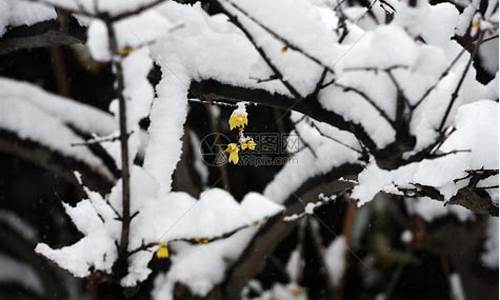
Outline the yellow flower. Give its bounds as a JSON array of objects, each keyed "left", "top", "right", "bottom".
[
  {"left": 290, "top": 285, "right": 305, "bottom": 296},
  {"left": 471, "top": 21, "right": 480, "bottom": 30},
  {"left": 194, "top": 238, "right": 209, "bottom": 245},
  {"left": 228, "top": 112, "right": 248, "bottom": 130},
  {"left": 226, "top": 143, "right": 240, "bottom": 164},
  {"left": 119, "top": 45, "right": 135, "bottom": 57},
  {"left": 156, "top": 244, "right": 169, "bottom": 259},
  {"left": 241, "top": 138, "right": 257, "bottom": 151}
]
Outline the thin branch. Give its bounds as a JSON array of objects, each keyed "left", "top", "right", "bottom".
[
  {"left": 411, "top": 49, "right": 467, "bottom": 109},
  {"left": 479, "top": 185, "right": 499, "bottom": 190},
  {"left": 398, "top": 127, "right": 456, "bottom": 165},
  {"left": 128, "top": 214, "right": 278, "bottom": 256},
  {"left": 106, "top": 19, "right": 132, "bottom": 277},
  {"left": 311, "top": 68, "right": 329, "bottom": 97},
  {"left": 307, "top": 121, "right": 364, "bottom": 155},
  {"left": 333, "top": 82, "right": 396, "bottom": 128},
  {"left": 438, "top": 31, "right": 484, "bottom": 132},
  {"left": 284, "top": 192, "right": 343, "bottom": 222},
  {"left": 293, "top": 127, "right": 318, "bottom": 158},
  {"left": 70, "top": 131, "right": 134, "bottom": 147},
  {"left": 188, "top": 98, "right": 238, "bottom": 107},
  {"left": 342, "top": 64, "right": 408, "bottom": 73},
  {"left": 481, "top": 33, "right": 499, "bottom": 44},
  {"left": 188, "top": 79, "right": 379, "bottom": 153},
  {"left": 213, "top": 0, "right": 302, "bottom": 99},
  {"left": 249, "top": 74, "right": 279, "bottom": 83},
  {"left": 219, "top": 0, "right": 336, "bottom": 75},
  {"left": 386, "top": 69, "right": 411, "bottom": 130},
  {"left": 428, "top": 149, "right": 470, "bottom": 159}
]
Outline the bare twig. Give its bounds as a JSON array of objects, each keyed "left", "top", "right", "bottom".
[
  {"left": 213, "top": 0, "right": 302, "bottom": 99},
  {"left": 333, "top": 82, "right": 396, "bottom": 128},
  {"left": 438, "top": 31, "right": 484, "bottom": 132},
  {"left": 293, "top": 127, "right": 318, "bottom": 158},
  {"left": 70, "top": 131, "right": 134, "bottom": 147},
  {"left": 128, "top": 214, "right": 277, "bottom": 256},
  {"left": 219, "top": 0, "right": 337, "bottom": 75},
  {"left": 307, "top": 121, "right": 364, "bottom": 155},
  {"left": 105, "top": 19, "right": 132, "bottom": 278}
]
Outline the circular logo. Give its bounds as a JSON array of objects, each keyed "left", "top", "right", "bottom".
[{"left": 199, "top": 132, "right": 231, "bottom": 167}]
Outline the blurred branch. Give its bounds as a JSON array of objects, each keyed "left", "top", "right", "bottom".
[
  {"left": 0, "top": 20, "right": 84, "bottom": 55},
  {"left": 0, "top": 129, "right": 114, "bottom": 191},
  {"left": 202, "top": 163, "right": 362, "bottom": 300}
]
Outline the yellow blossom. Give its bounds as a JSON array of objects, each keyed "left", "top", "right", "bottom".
[
  {"left": 241, "top": 138, "right": 257, "bottom": 151},
  {"left": 119, "top": 45, "right": 135, "bottom": 57},
  {"left": 194, "top": 238, "right": 209, "bottom": 245},
  {"left": 471, "top": 21, "right": 481, "bottom": 30},
  {"left": 290, "top": 285, "right": 305, "bottom": 296},
  {"left": 156, "top": 244, "right": 169, "bottom": 259},
  {"left": 226, "top": 143, "right": 240, "bottom": 164},
  {"left": 228, "top": 112, "right": 248, "bottom": 130}
]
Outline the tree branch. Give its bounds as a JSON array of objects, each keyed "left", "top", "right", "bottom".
[{"left": 105, "top": 20, "right": 132, "bottom": 279}]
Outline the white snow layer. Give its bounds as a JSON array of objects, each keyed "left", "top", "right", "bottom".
[
  {"left": 22, "top": 0, "right": 498, "bottom": 296},
  {"left": 352, "top": 100, "right": 498, "bottom": 207},
  {"left": 0, "top": 77, "right": 115, "bottom": 180},
  {"left": 0, "top": 0, "right": 56, "bottom": 36},
  {"left": 36, "top": 166, "right": 283, "bottom": 286}
]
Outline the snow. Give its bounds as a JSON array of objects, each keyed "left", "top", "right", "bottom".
[
  {"left": 17, "top": 0, "right": 497, "bottom": 294},
  {"left": 325, "top": 236, "right": 347, "bottom": 286},
  {"left": 152, "top": 229, "right": 257, "bottom": 299},
  {"left": 264, "top": 112, "right": 360, "bottom": 203},
  {"left": 33, "top": 0, "right": 170, "bottom": 16},
  {"left": 251, "top": 283, "right": 307, "bottom": 300},
  {"left": 86, "top": 10, "right": 173, "bottom": 62},
  {"left": 352, "top": 100, "right": 498, "bottom": 207},
  {"left": 0, "top": 78, "right": 115, "bottom": 180},
  {"left": 0, "top": 0, "right": 56, "bottom": 37},
  {"left": 0, "top": 77, "right": 116, "bottom": 136},
  {"left": 406, "top": 197, "right": 474, "bottom": 222},
  {"left": 220, "top": 0, "right": 342, "bottom": 96},
  {"left": 142, "top": 59, "right": 190, "bottom": 192},
  {"left": 37, "top": 165, "right": 283, "bottom": 286},
  {"left": 86, "top": 20, "right": 110, "bottom": 62}
]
